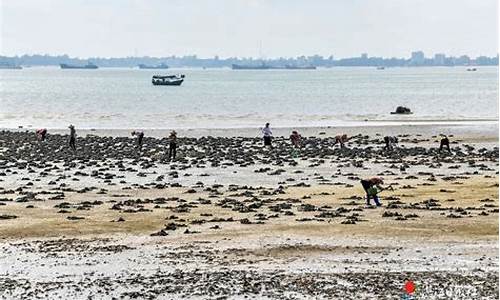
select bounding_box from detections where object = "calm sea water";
[0,66,497,129]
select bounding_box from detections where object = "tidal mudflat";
[0,125,498,299]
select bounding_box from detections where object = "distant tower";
[433,53,446,65]
[410,51,425,65]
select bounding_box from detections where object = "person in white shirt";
[262,123,273,148]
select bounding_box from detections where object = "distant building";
[410,51,425,65]
[455,55,471,65]
[361,53,368,59]
[433,53,446,65]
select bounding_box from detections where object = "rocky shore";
[0,128,498,299]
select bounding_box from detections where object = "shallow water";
[0,66,497,129]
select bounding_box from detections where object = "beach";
[0,123,498,299]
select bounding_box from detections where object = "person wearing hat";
[360,177,386,206]
[168,130,177,161]
[68,125,76,151]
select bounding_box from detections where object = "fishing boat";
[138,63,169,69]
[60,62,98,69]
[466,68,477,71]
[152,74,185,86]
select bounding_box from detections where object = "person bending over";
[360,177,386,206]
[439,136,451,153]
[36,128,47,141]
[334,134,349,148]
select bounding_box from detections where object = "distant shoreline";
[2,65,499,70]
[2,120,498,140]
[2,53,498,68]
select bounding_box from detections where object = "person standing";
[262,123,273,148]
[290,130,301,148]
[168,130,177,161]
[360,177,386,206]
[68,125,76,151]
[131,131,144,150]
[384,136,398,150]
[290,130,301,157]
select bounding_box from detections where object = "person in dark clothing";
[290,130,301,148]
[439,136,451,153]
[290,130,302,158]
[131,131,144,149]
[384,136,398,150]
[334,134,349,148]
[36,128,47,141]
[262,123,273,148]
[168,130,177,160]
[68,125,76,151]
[360,177,385,206]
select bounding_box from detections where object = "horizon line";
[2,52,499,60]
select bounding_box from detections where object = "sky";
[0,0,498,59]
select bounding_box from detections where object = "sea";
[0,66,498,130]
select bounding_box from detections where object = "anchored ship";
[232,63,316,70]
[232,63,271,70]
[138,63,169,69]
[60,62,98,69]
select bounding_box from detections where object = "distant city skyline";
[2,50,499,61]
[2,50,498,61]
[1,0,498,58]
[2,51,497,68]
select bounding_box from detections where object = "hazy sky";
[1,0,498,58]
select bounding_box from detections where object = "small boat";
[376,66,385,70]
[466,68,477,71]
[60,62,98,69]
[139,63,169,69]
[152,74,185,86]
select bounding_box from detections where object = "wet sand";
[0,124,498,299]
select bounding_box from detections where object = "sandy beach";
[0,123,498,299]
